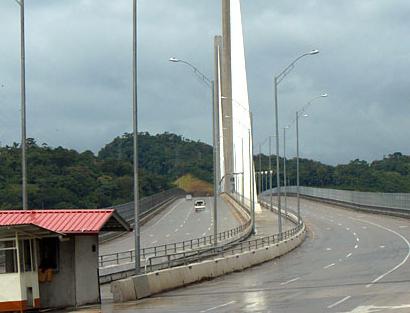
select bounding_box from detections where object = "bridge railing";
[99,218,252,268]
[264,186,410,211]
[141,198,303,273]
[109,188,187,223]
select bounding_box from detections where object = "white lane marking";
[208,227,211,231]
[356,238,360,242]
[185,232,191,236]
[339,304,410,312]
[339,258,343,262]
[353,232,357,236]
[280,277,301,286]
[174,229,179,232]
[350,217,410,288]
[149,234,154,238]
[151,240,158,244]
[324,263,335,269]
[200,301,236,313]
[380,245,385,249]
[180,224,183,228]
[166,234,170,238]
[346,253,352,258]
[338,223,342,226]
[143,198,184,230]
[399,225,408,229]
[354,244,358,249]
[202,232,206,236]
[326,248,332,251]
[362,226,367,230]
[327,296,351,309]
[346,227,350,231]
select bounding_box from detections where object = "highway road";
[99,197,241,256]
[102,196,410,313]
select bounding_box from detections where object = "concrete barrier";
[111,224,306,302]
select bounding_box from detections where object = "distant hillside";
[257,152,410,193]
[175,174,213,196]
[98,132,213,184]
[1,131,410,210]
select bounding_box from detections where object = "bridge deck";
[95,197,410,313]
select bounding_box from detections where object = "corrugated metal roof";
[0,210,117,234]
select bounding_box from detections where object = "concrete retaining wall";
[111,224,306,302]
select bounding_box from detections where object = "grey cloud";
[0,0,409,165]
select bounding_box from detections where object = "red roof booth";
[0,209,130,312]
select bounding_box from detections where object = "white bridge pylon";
[217,0,260,212]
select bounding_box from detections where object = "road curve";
[99,197,240,256]
[102,196,410,313]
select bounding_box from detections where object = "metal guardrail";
[143,222,303,273]
[109,188,186,223]
[265,186,410,211]
[99,196,304,285]
[99,218,252,267]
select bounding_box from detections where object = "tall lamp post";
[131,0,141,274]
[273,49,319,234]
[296,93,328,223]
[169,57,219,246]
[283,126,289,219]
[15,0,27,210]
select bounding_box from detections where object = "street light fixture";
[273,49,320,235]
[14,0,27,210]
[169,57,218,246]
[295,93,328,224]
[131,0,141,274]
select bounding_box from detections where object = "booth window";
[39,238,59,271]
[19,240,35,272]
[0,240,18,274]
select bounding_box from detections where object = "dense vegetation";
[0,132,212,209]
[1,130,409,209]
[256,152,410,193]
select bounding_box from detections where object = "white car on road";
[194,199,206,212]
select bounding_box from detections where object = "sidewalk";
[251,202,296,239]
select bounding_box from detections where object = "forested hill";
[258,152,410,193]
[98,132,212,184]
[0,132,212,209]
[0,131,409,210]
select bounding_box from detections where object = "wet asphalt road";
[99,197,240,256]
[100,197,410,313]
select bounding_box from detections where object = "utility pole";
[16,0,27,210]
[132,0,140,274]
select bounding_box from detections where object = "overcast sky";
[1,0,409,165]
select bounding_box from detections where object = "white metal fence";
[266,186,410,210]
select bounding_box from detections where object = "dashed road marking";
[280,277,301,286]
[327,296,351,309]
[350,217,410,288]
[200,301,236,313]
[324,263,335,269]
[346,253,352,258]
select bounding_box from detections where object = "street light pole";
[273,49,319,234]
[211,80,218,246]
[258,144,262,195]
[269,136,273,210]
[283,127,288,219]
[273,76,282,234]
[296,111,301,224]
[169,57,218,245]
[132,0,140,274]
[15,0,27,210]
[295,93,328,224]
